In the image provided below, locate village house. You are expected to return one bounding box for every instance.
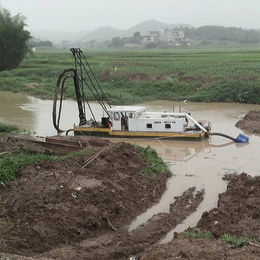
[159,29,185,43]
[141,29,185,45]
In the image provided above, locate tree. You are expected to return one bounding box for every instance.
[30,37,53,47]
[0,7,31,71]
[111,37,125,48]
[133,31,142,43]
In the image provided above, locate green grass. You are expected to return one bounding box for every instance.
[179,228,260,248]
[0,146,98,183]
[0,122,20,134]
[220,234,260,248]
[0,144,167,183]
[135,145,171,177]
[180,229,214,239]
[1,46,260,104]
[0,151,54,182]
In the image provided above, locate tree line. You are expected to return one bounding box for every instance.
[180,25,260,43]
[109,26,260,48]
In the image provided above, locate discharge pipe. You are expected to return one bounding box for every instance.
[185,113,249,143]
[185,113,208,132]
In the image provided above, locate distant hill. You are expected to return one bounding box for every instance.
[82,26,124,41]
[122,20,193,37]
[31,20,194,43]
[84,20,193,40]
[168,23,194,29]
[123,20,168,36]
[30,30,90,43]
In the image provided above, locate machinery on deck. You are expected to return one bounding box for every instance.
[53,48,111,134]
[52,48,249,143]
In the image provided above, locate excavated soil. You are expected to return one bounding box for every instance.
[142,173,260,259]
[235,110,260,134]
[0,140,203,259]
[1,130,260,259]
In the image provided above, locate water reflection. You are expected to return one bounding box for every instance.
[127,139,235,233]
[0,92,36,131]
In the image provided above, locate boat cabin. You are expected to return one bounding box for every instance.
[107,106,188,133]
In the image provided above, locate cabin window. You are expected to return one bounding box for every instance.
[128,112,135,118]
[146,123,152,129]
[114,112,120,121]
[165,124,171,129]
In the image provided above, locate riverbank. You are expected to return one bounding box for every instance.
[1,111,260,258]
[0,47,260,105]
[1,134,260,259]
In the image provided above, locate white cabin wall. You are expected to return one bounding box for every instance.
[111,120,121,130]
[131,118,186,132]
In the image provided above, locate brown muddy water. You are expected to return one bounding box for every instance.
[1,91,260,242]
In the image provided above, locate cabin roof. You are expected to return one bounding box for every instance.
[107,106,145,112]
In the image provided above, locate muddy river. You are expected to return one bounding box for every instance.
[1,91,260,242]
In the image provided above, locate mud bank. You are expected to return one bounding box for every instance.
[141,173,260,259]
[1,135,260,259]
[236,110,260,134]
[0,140,202,259]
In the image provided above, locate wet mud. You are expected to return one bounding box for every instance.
[236,110,260,133]
[1,109,260,259]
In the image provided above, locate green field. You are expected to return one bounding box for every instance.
[0,46,260,104]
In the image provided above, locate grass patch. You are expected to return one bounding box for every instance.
[221,234,249,248]
[179,229,260,248]
[135,145,171,177]
[0,146,98,183]
[0,151,54,183]
[180,229,214,239]
[0,123,20,134]
[220,234,260,248]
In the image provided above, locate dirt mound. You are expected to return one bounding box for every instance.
[236,110,260,133]
[141,173,260,259]
[0,142,168,256]
[197,172,260,238]
[2,136,260,259]
[0,138,208,260]
[141,237,260,260]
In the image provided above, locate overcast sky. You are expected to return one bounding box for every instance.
[1,0,259,32]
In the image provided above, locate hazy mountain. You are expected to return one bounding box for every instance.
[31,20,194,43]
[82,20,194,40]
[168,23,194,29]
[123,19,168,36]
[82,26,124,41]
[30,30,90,43]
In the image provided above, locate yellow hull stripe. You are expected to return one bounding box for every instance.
[74,127,205,139]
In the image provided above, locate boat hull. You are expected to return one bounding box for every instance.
[74,127,207,141]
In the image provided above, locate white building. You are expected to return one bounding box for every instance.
[159,29,185,43]
[140,30,185,45]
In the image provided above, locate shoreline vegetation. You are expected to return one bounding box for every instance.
[0,126,170,183]
[0,46,260,105]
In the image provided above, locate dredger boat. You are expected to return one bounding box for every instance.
[53,48,248,143]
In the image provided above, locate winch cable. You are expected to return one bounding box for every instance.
[70,48,111,119]
[72,50,106,120]
[73,72,95,124]
[73,50,94,122]
[80,50,111,109]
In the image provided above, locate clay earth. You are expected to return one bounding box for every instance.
[0,110,260,260]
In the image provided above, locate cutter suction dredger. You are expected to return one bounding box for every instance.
[52,48,248,143]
